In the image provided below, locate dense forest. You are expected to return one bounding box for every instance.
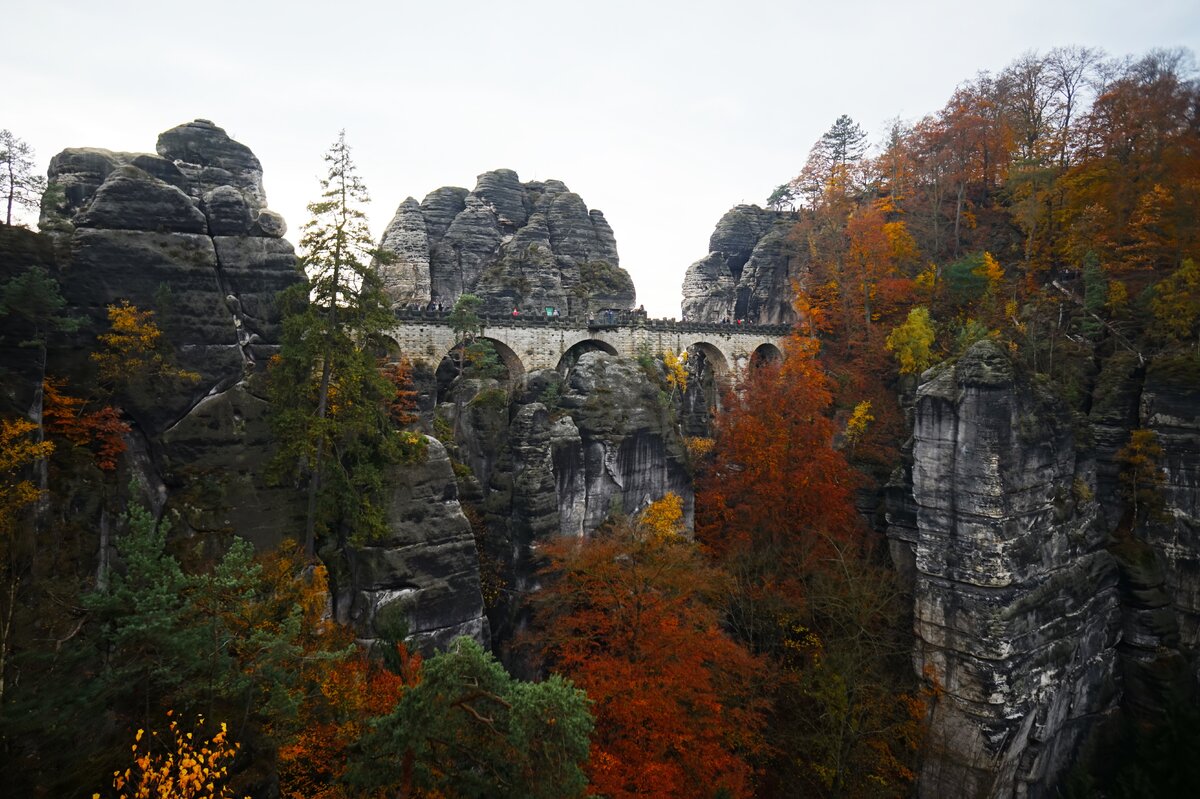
[1,45,1198,798]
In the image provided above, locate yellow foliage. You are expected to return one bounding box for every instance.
[1004,300,1027,334]
[683,436,715,462]
[663,349,688,394]
[1,417,54,536]
[639,492,685,542]
[843,401,874,448]
[1151,258,1200,343]
[1106,280,1129,314]
[885,307,937,375]
[883,221,919,265]
[91,301,200,388]
[106,713,248,799]
[975,251,1004,295]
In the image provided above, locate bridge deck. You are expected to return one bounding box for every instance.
[392,308,793,337]
[385,309,791,376]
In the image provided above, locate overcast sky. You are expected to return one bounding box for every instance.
[6,1,1198,316]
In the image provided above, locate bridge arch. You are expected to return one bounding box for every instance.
[475,337,525,381]
[751,342,784,366]
[686,341,731,378]
[433,336,526,400]
[384,316,790,383]
[557,338,619,373]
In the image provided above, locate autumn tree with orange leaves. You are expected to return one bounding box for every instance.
[532,497,767,799]
[696,326,925,797]
[0,417,55,703]
[699,328,859,567]
[42,377,129,473]
[91,301,199,392]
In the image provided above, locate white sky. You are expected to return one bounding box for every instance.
[6,1,1198,317]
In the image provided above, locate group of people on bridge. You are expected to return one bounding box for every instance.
[511,306,563,319]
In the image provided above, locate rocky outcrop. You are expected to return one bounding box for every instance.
[376,197,431,306]
[439,353,693,649]
[42,123,296,446]
[556,352,693,532]
[1139,359,1200,647]
[31,120,492,654]
[377,170,634,314]
[444,352,693,540]
[334,437,489,653]
[73,166,208,233]
[1088,350,1144,527]
[1109,530,1194,720]
[1085,350,1200,650]
[906,341,1121,799]
[681,204,798,324]
[156,119,269,212]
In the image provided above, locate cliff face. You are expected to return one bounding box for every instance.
[1087,352,1200,650]
[27,121,488,653]
[376,170,634,315]
[903,341,1121,799]
[42,119,301,544]
[1137,361,1200,648]
[681,204,798,324]
[436,353,693,646]
[333,438,488,652]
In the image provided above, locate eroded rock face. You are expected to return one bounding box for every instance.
[376,170,634,314]
[1138,362,1200,647]
[443,355,693,649]
[335,437,489,653]
[376,197,431,306]
[681,204,798,324]
[43,121,296,442]
[39,121,489,653]
[907,341,1121,799]
[557,352,693,532]
[157,118,268,211]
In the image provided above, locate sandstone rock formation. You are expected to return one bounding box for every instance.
[556,352,693,533]
[1137,360,1200,647]
[42,120,300,536]
[433,352,693,647]
[376,170,634,314]
[30,121,489,652]
[902,341,1121,798]
[334,437,489,652]
[1087,351,1200,650]
[681,204,798,324]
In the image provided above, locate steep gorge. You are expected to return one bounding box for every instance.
[6,115,1199,797]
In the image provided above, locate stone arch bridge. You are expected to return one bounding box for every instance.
[384,310,791,380]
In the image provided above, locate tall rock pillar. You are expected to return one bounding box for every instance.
[910,341,1120,798]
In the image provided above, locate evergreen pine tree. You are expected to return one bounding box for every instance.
[268,132,414,555]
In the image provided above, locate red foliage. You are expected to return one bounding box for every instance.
[697,331,861,564]
[534,524,767,799]
[42,377,130,471]
[257,543,420,799]
[276,649,414,799]
[379,358,419,427]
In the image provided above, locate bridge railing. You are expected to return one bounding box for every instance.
[391,307,792,336]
